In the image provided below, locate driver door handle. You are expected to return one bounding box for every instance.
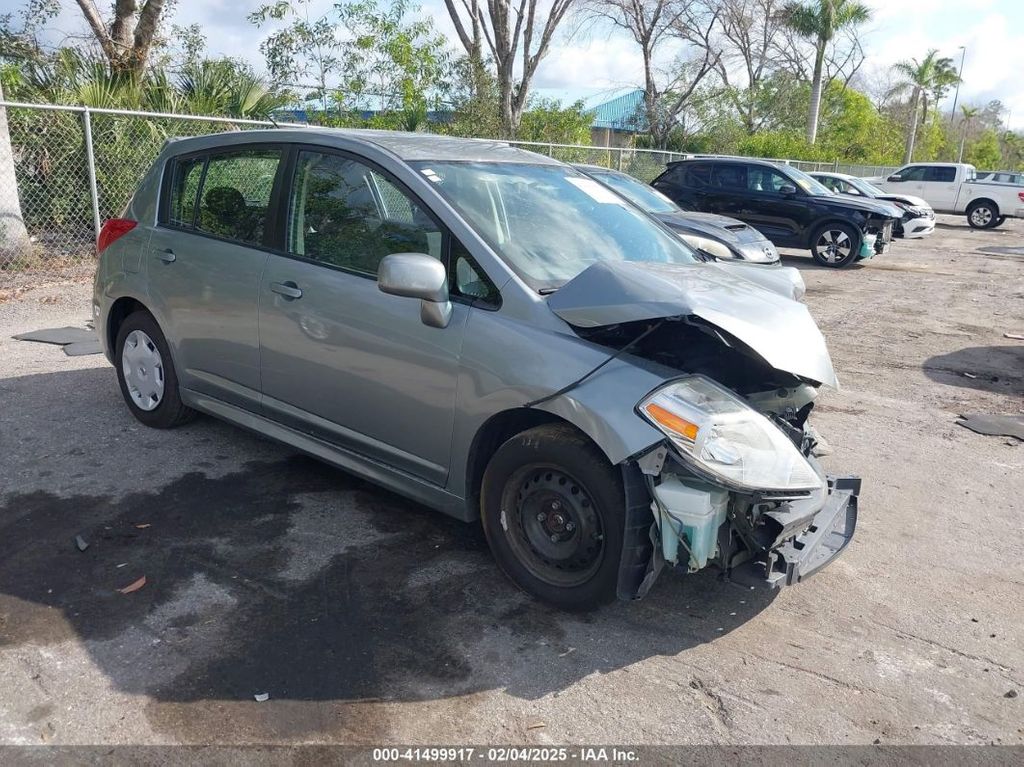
[270,281,303,300]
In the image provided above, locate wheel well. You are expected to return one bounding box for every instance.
[465,409,579,520]
[968,198,999,214]
[107,297,148,352]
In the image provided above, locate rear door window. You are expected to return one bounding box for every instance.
[195,148,283,246]
[925,166,956,182]
[711,164,747,189]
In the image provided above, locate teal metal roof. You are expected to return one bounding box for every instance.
[588,89,646,131]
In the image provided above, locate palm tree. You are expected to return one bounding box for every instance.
[783,0,871,144]
[890,49,959,163]
[959,105,979,163]
[0,79,30,258]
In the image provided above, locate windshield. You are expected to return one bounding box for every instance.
[788,167,835,197]
[848,177,886,196]
[412,161,698,289]
[587,170,679,214]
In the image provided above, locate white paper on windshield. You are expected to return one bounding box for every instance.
[567,177,630,205]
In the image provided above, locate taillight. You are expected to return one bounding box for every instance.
[97,218,137,254]
[1018,191,1024,203]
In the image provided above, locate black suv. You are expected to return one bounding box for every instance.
[652,158,899,267]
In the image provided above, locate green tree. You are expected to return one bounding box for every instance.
[335,0,451,121]
[889,49,958,163]
[782,0,870,145]
[517,99,592,144]
[249,0,343,111]
[966,128,1001,169]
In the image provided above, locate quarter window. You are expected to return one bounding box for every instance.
[167,156,204,228]
[194,149,282,245]
[287,150,442,275]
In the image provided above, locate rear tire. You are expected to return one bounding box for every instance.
[967,201,999,229]
[115,311,196,429]
[810,222,860,268]
[994,215,1007,228]
[481,424,624,610]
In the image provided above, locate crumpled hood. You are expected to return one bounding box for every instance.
[877,193,931,209]
[821,193,900,218]
[548,261,839,388]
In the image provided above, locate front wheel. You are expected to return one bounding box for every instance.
[967,201,999,229]
[481,424,625,610]
[810,222,860,267]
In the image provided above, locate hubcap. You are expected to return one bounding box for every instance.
[971,207,992,226]
[503,466,604,588]
[817,229,852,263]
[121,330,165,411]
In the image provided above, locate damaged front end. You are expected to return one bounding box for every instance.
[618,389,860,600]
[546,260,860,599]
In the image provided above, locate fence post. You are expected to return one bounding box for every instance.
[81,107,101,242]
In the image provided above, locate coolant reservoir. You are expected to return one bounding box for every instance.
[652,476,729,571]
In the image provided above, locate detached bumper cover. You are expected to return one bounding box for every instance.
[731,475,860,589]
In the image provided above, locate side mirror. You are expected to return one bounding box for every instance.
[779,183,797,196]
[378,253,452,328]
[887,174,903,182]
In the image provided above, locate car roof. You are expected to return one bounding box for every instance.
[665,156,788,170]
[810,171,856,180]
[164,127,561,165]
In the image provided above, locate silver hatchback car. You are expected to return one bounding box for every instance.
[94,129,860,609]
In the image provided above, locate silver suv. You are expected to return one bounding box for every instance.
[94,129,860,609]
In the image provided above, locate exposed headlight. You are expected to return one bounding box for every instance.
[638,376,823,493]
[680,234,733,261]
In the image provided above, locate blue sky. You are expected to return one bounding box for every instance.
[33,0,1024,129]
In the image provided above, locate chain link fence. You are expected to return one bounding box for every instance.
[0,101,279,291]
[0,101,900,290]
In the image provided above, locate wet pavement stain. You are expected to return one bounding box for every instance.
[0,454,774,741]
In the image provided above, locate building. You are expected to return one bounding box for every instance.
[587,89,646,147]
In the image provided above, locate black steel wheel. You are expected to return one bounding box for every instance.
[481,424,624,610]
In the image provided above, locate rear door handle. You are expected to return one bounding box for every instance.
[156,248,176,263]
[270,281,303,300]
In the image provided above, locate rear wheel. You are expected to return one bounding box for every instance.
[810,222,860,267]
[115,311,196,429]
[481,424,624,610]
[994,215,1007,228]
[967,201,999,229]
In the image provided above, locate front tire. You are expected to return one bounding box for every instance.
[810,222,860,268]
[967,201,999,229]
[115,311,196,429]
[481,424,625,610]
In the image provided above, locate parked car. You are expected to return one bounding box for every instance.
[869,162,1024,229]
[573,164,782,265]
[94,130,859,609]
[651,157,899,267]
[809,171,935,239]
[975,171,1024,186]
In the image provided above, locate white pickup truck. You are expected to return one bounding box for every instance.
[869,162,1024,229]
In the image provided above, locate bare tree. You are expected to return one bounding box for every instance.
[442,0,577,137]
[586,0,721,148]
[73,0,167,77]
[712,0,786,133]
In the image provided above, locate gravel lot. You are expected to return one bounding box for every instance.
[1,216,1022,746]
